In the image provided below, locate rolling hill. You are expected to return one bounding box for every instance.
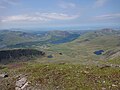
[0,29,120,64]
[0,30,80,49]
[0,30,43,48]
[0,29,120,90]
[48,29,120,64]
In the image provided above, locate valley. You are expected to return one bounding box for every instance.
[0,28,120,90]
[0,0,120,89]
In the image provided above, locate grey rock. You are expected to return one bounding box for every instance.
[16,77,27,88]
[15,87,21,90]
[0,73,8,78]
[102,87,106,90]
[99,65,111,69]
[112,84,117,87]
[21,82,29,90]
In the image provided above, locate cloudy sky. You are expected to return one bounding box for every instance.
[0,0,120,29]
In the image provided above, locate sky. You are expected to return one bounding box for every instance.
[0,0,120,30]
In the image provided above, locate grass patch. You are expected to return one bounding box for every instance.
[16,63,120,90]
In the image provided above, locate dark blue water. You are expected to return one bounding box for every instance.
[51,34,80,44]
[47,55,53,58]
[94,50,104,55]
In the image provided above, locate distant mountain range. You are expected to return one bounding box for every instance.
[0,30,81,49]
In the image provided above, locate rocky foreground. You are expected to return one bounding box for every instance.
[0,63,120,90]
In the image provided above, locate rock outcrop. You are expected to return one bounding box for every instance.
[15,77,29,90]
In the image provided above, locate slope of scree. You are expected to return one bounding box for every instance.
[0,49,45,64]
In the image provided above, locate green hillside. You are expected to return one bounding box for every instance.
[47,29,120,64]
[0,29,119,64]
[0,30,43,47]
[0,29,120,90]
[0,30,80,49]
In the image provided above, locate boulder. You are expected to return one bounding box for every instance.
[15,77,29,90]
[0,73,8,78]
[16,77,27,87]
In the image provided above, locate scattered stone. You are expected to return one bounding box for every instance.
[85,67,89,69]
[102,87,106,90]
[115,65,120,68]
[16,77,27,87]
[103,81,106,83]
[110,64,113,67]
[21,82,29,89]
[108,86,111,89]
[56,86,59,89]
[82,71,89,74]
[85,67,91,70]
[112,84,117,87]
[16,74,23,79]
[15,87,21,90]
[0,73,8,78]
[15,77,29,90]
[99,65,111,69]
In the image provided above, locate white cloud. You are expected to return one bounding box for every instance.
[1,15,47,22]
[58,2,76,9]
[39,13,79,20]
[94,13,120,20]
[0,0,19,9]
[94,0,108,7]
[1,13,80,23]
